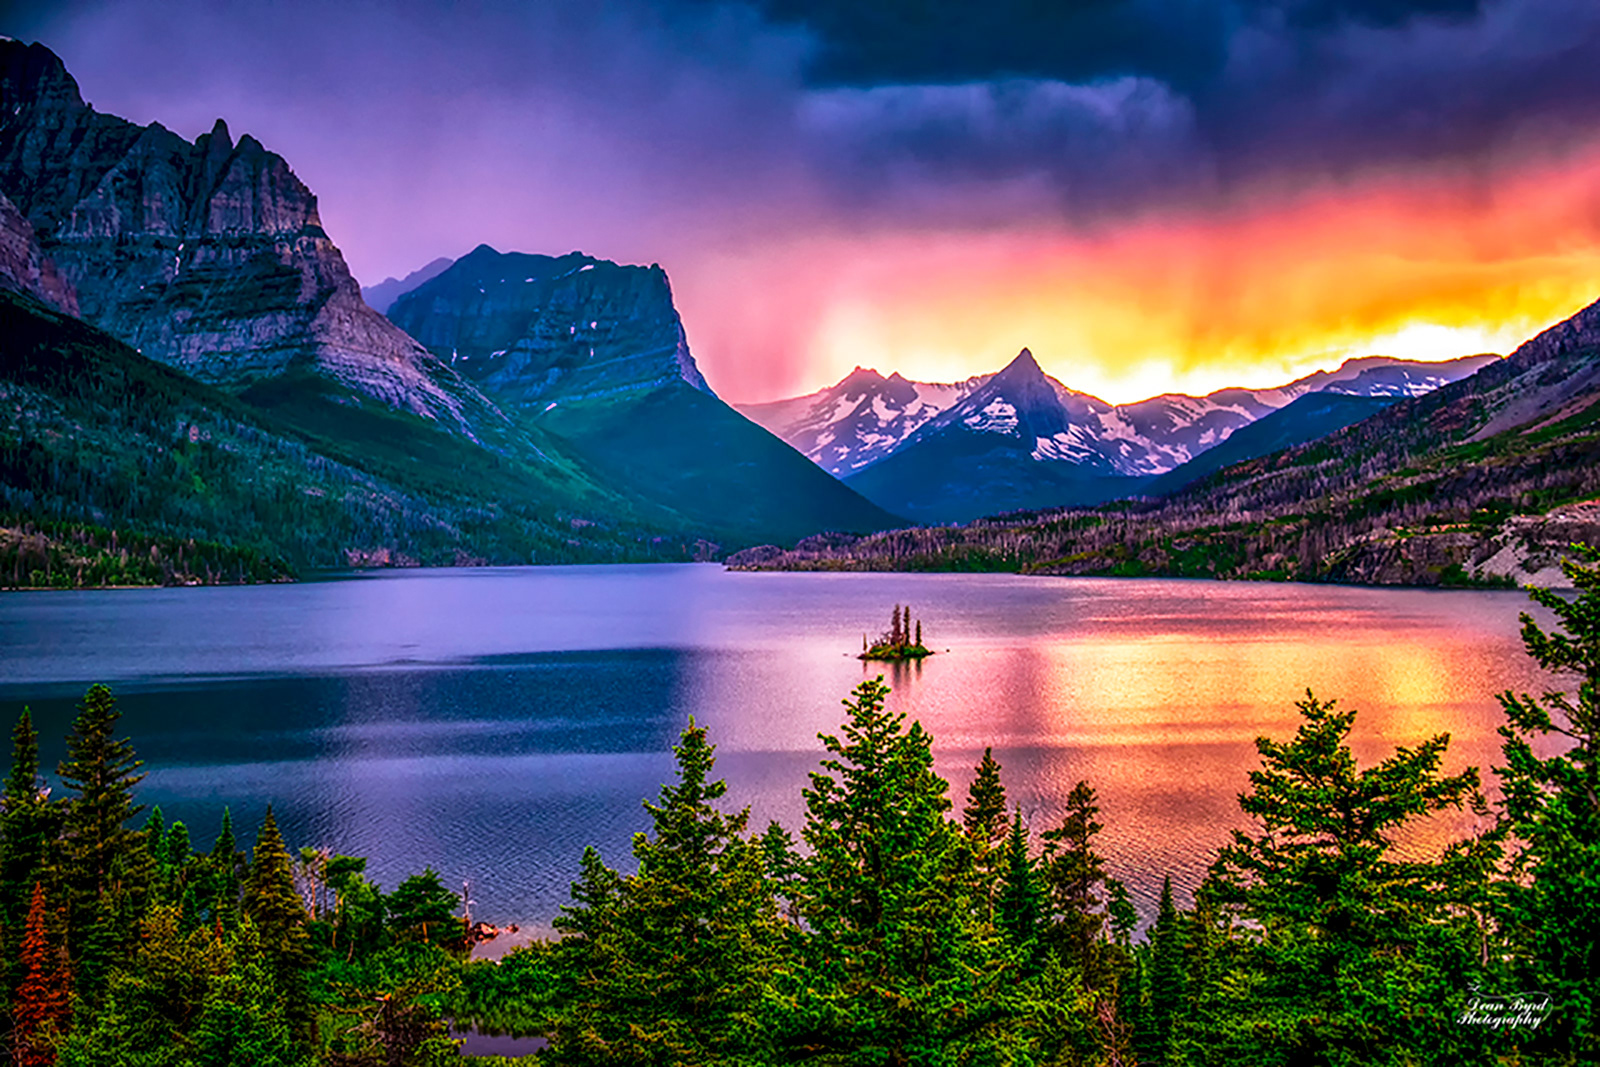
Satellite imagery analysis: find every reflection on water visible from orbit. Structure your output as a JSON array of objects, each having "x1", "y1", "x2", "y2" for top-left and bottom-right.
[{"x1": 0, "y1": 565, "x2": 1553, "y2": 924}]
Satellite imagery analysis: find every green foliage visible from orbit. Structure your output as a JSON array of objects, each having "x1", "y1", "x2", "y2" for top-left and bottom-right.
[
  {"x1": 1039, "y1": 780, "x2": 1109, "y2": 972},
  {"x1": 1495, "y1": 544, "x2": 1600, "y2": 1060},
  {"x1": 56, "y1": 683, "x2": 154, "y2": 1003},
  {"x1": 962, "y1": 746, "x2": 1009, "y2": 905},
  {"x1": 548, "y1": 718, "x2": 782, "y2": 1064},
  {"x1": 386, "y1": 868, "x2": 460, "y2": 947},
  {"x1": 1197, "y1": 691, "x2": 1498, "y2": 1066},
  {"x1": 777, "y1": 677, "x2": 1017, "y2": 1062}
]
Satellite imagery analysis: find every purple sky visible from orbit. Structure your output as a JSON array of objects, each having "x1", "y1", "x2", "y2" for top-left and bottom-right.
[{"x1": 8, "y1": 0, "x2": 1600, "y2": 402}]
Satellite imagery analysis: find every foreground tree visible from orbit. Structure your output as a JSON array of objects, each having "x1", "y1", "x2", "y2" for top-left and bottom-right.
[
  {"x1": 1, "y1": 710, "x2": 61, "y2": 995},
  {"x1": 55, "y1": 683, "x2": 154, "y2": 1002},
  {"x1": 1496, "y1": 545, "x2": 1600, "y2": 1061},
  {"x1": 550, "y1": 718, "x2": 782, "y2": 1065},
  {"x1": 1198, "y1": 691, "x2": 1498, "y2": 1066},
  {"x1": 777, "y1": 677, "x2": 1019, "y2": 1063}
]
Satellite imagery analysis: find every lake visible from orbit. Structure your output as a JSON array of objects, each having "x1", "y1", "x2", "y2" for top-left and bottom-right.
[{"x1": 0, "y1": 564, "x2": 1554, "y2": 931}]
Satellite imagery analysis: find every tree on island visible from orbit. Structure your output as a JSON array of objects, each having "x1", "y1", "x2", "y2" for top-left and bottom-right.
[{"x1": 860, "y1": 605, "x2": 933, "y2": 661}]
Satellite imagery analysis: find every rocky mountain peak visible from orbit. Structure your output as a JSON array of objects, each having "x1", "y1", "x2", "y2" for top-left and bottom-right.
[
  {"x1": 386, "y1": 245, "x2": 714, "y2": 408},
  {"x1": 0, "y1": 40, "x2": 493, "y2": 435}
]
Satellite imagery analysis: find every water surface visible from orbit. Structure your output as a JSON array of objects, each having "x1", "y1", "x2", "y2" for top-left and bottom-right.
[{"x1": 0, "y1": 565, "x2": 1551, "y2": 925}]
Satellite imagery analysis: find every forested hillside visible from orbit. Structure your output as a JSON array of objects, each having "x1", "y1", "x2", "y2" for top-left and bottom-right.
[{"x1": 0, "y1": 289, "x2": 713, "y2": 584}]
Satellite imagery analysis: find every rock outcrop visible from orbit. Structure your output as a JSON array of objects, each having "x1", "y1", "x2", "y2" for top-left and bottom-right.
[
  {"x1": 0, "y1": 39, "x2": 493, "y2": 435},
  {"x1": 0, "y1": 189, "x2": 76, "y2": 313},
  {"x1": 386, "y1": 245, "x2": 712, "y2": 409}
]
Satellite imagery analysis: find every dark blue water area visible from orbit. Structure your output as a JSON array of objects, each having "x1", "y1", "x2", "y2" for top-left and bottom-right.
[{"x1": 0, "y1": 649, "x2": 716, "y2": 926}]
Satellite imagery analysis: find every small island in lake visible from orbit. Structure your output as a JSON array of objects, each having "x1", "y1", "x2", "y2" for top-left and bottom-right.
[{"x1": 860, "y1": 604, "x2": 934, "y2": 661}]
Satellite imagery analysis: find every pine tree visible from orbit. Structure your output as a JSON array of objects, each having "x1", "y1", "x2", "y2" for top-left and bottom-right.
[
  {"x1": 963, "y1": 747, "x2": 1010, "y2": 909},
  {"x1": 550, "y1": 719, "x2": 782, "y2": 1064},
  {"x1": 1496, "y1": 545, "x2": 1600, "y2": 1059},
  {"x1": 1039, "y1": 780, "x2": 1108, "y2": 971},
  {"x1": 13, "y1": 882, "x2": 71, "y2": 1067},
  {"x1": 996, "y1": 811, "x2": 1043, "y2": 952},
  {"x1": 915, "y1": 619, "x2": 922, "y2": 647},
  {"x1": 782, "y1": 677, "x2": 1015, "y2": 1062}
]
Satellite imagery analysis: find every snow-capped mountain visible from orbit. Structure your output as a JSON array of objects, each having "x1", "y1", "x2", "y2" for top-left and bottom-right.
[
  {"x1": 746, "y1": 349, "x2": 1498, "y2": 523},
  {"x1": 747, "y1": 351, "x2": 1497, "y2": 482},
  {"x1": 735, "y1": 367, "x2": 988, "y2": 476}
]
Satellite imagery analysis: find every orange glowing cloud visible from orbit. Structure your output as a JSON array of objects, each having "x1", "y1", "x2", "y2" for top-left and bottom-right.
[{"x1": 676, "y1": 144, "x2": 1600, "y2": 404}]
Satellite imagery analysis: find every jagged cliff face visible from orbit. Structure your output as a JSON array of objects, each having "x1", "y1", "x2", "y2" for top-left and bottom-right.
[
  {"x1": 387, "y1": 245, "x2": 713, "y2": 408},
  {"x1": 0, "y1": 40, "x2": 492, "y2": 434},
  {"x1": 0, "y1": 190, "x2": 76, "y2": 313}
]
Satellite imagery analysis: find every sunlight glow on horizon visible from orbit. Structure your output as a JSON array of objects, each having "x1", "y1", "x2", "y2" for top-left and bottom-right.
[{"x1": 680, "y1": 144, "x2": 1600, "y2": 405}]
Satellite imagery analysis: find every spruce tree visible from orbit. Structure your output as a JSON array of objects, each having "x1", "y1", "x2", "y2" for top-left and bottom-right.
[
  {"x1": 996, "y1": 811, "x2": 1043, "y2": 952},
  {"x1": 550, "y1": 719, "x2": 782, "y2": 1064},
  {"x1": 56, "y1": 683, "x2": 153, "y2": 1001},
  {"x1": 1039, "y1": 780, "x2": 1108, "y2": 971},
  {"x1": 241, "y1": 807, "x2": 312, "y2": 1038},
  {"x1": 205, "y1": 809, "x2": 241, "y2": 930},
  {"x1": 963, "y1": 747, "x2": 1010, "y2": 911},
  {"x1": 1142, "y1": 876, "x2": 1185, "y2": 1067},
  {"x1": 12, "y1": 882, "x2": 71, "y2": 1067},
  {"x1": 1203, "y1": 691, "x2": 1493, "y2": 1065},
  {"x1": 386, "y1": 868, "x2": 459, "y2": 946},
  {"x1": 783, "y1": 677, "x2": 1015, "y2": 1061},
  {"x1": 1496, "y1": 546, "x2": 1600, "y2": 1059}
]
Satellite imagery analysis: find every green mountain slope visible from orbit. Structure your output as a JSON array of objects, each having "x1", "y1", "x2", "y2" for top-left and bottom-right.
[
  {"x1": 0, "y1": 289, "x2": 708, "y2": 576},
  {"x1": 389, "y1": 247, "x2": 901, "y2": 542}
]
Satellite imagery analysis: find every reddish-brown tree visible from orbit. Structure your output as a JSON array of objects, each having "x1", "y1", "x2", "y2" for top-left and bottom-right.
[{"x1": 13, "y1": 881, "x2": 72, "y2": 1067}]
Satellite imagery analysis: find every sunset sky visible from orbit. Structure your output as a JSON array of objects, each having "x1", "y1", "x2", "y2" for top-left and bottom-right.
[{"x1": 9, "y1": 0, "x2": 1600, "y2": 403}]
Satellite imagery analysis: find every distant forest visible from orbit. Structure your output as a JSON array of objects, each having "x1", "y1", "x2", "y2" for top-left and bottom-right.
[{"x1": 0, "y1": 557, "x2": 1595, "y2": 1064}]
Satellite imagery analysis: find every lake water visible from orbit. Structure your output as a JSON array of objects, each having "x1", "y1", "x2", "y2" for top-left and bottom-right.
[{"x1": 0, "y1": 564, "x2": 1555, "y2": 931}]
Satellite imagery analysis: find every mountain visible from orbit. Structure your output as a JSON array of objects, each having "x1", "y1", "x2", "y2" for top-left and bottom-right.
[
  {"x1": 387, "y1": 247, "x2": 900, "y2": 542},
  {"x1": 729, "y1": 297, "x2": 1600, "y2": 587},
  {"x1": 362, "y1": 256, "x2": 454, "y2": 314},
  {"x1": 1139, "y1": 392, "x2": 1399, "y2": 497},
  {"x1": 747, "y1": 350, "x2": 1495, "y2": 523},
  {"x1": 734, "y1": 367, "x2": 987, "y2": 476},
  {"x1": 0, "y1": 189, "x2": 76, "y2": 313},
  {"x1": 841, "y1": 350, "x2": 1150, "y2": 522},
  {"x1": 0, "y1": 39, "x2": 489, "y2": 436},
  {"x1": 0, "y1": 287, "x2": 709, "y2": 576}
]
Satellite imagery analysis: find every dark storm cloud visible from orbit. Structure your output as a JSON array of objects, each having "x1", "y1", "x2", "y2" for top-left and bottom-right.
[{"x1": 5, "y1": 0, "x2": 1598, "y2": 261}]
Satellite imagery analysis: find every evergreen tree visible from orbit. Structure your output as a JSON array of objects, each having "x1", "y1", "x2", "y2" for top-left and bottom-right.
[
  {"x1": 1201, "y1": 691, "x2": 1494, "y2": 1065},
  {"x1": 1039, "y1": 780, "x2": 1108, "y2": 971},
  {"x1": 996, "y1": 811, "x2": 1043, "y2": 952},
  {"x1": 1495, "y1": 545, "x2": 1600, "y2": 1060},
  {"x1": 963, "y1": 747, "x2": 1010, "y2": 904},
  {"x1": 387, "y1": 867, "x2": 460, "y2": 946},
  {"x1": 12, "y1": 882, "x2": 71, "y2": 1067},
  {"x1": 550, "y1": 718, "x2": 782, "y2": 1064},
  {"x1": 0, "y1": 709, "x2": 60, "y2": 995},
  {"x1": 241, "y1": 808, "x2": 312, "y2": 1037},
  {"x1": 781, "y1": 677, "x2": 1016, "y2": 1062},
  {"x1": 205, "y1": 808, "x2": 241, "y2": 929},
  {"x1": 1106, "y1": 877, "x2": 1137, "y2": 948},
  {"x1": 55, "y1": 683, "x2": 153, "y2": 1002},
  {"x1": 915, "y1": 619, "x2": 922, "y2": 647},
  {"x1": 1141, "y1": 876, "x2": 1186, "y2": 1067}
]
